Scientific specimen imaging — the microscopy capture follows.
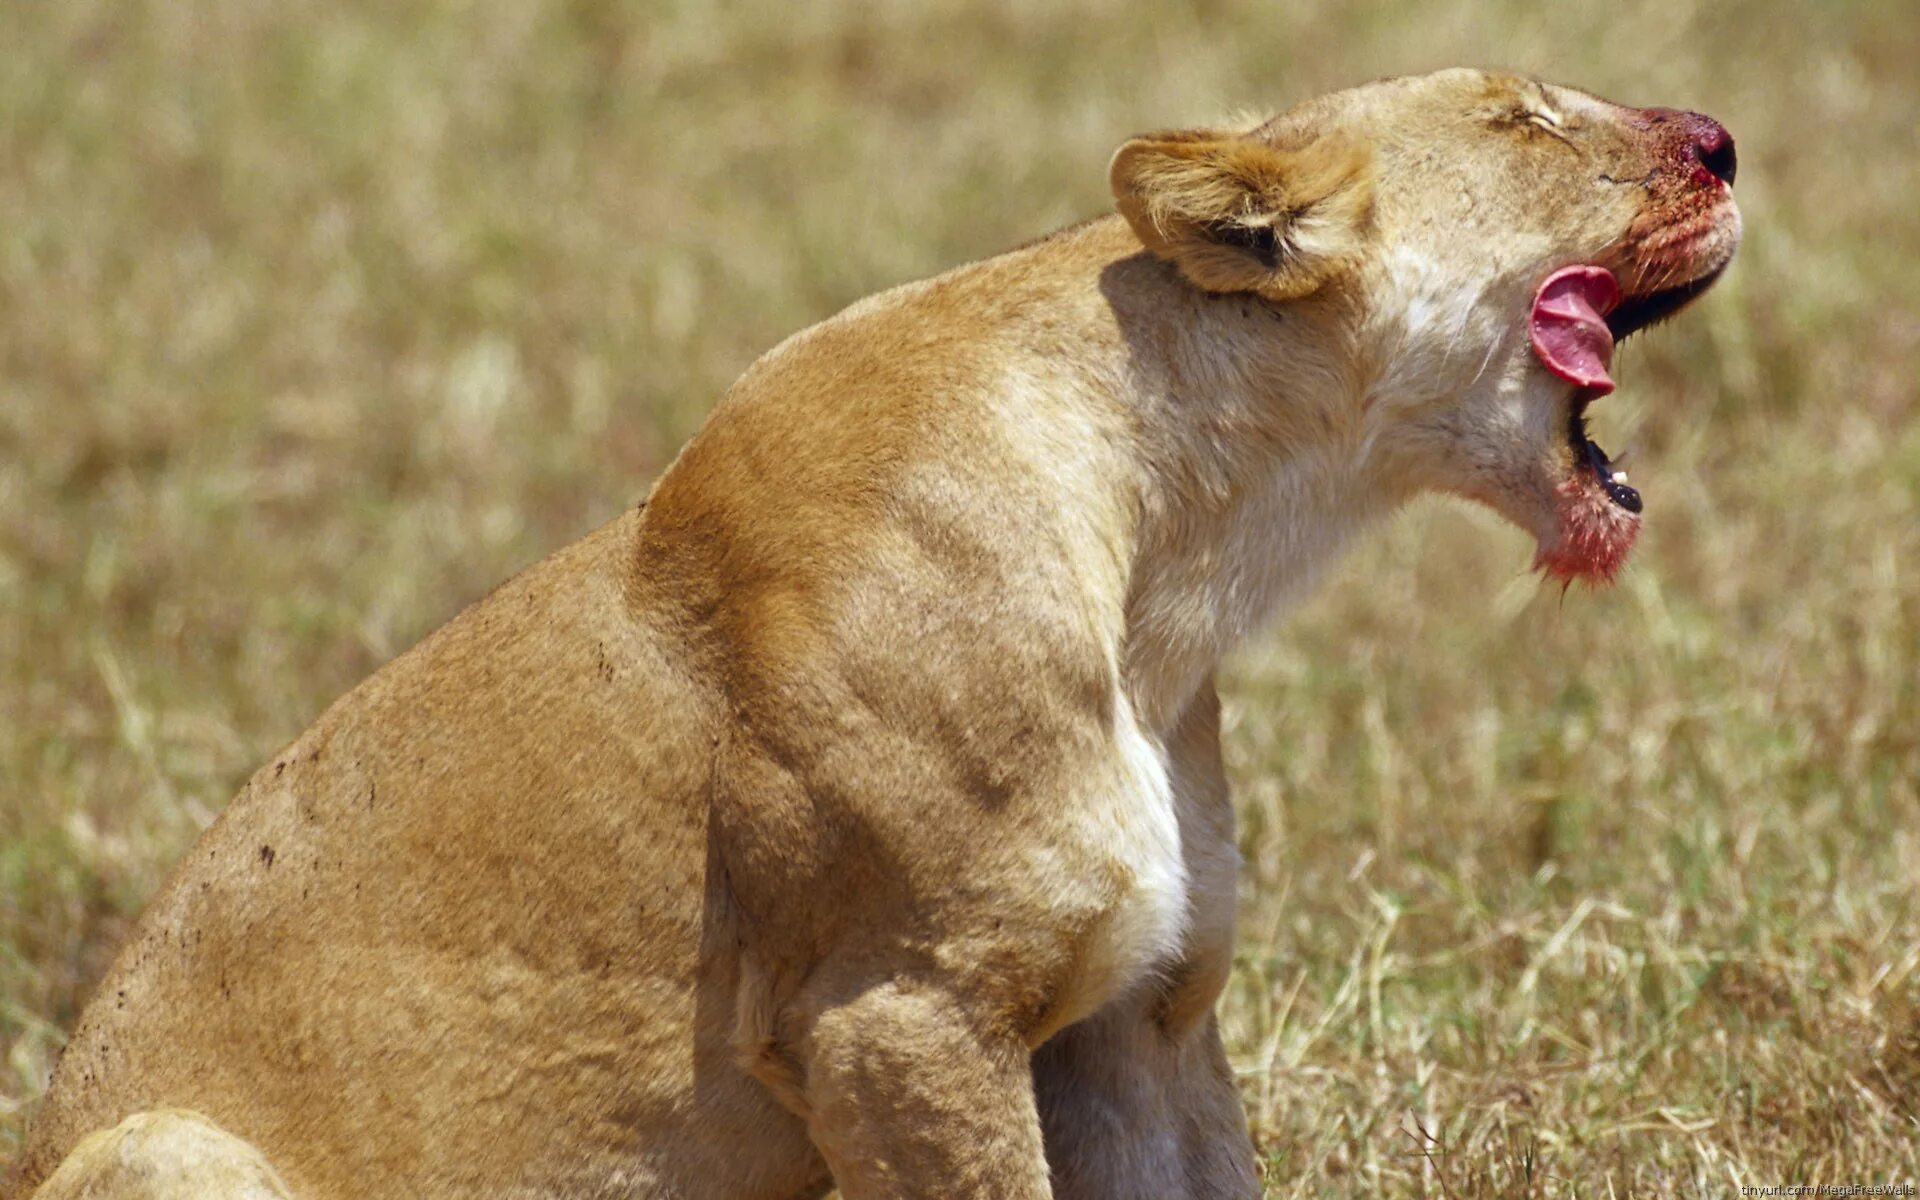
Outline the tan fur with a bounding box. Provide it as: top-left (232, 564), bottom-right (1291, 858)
top-left (8, 69), bottom-right (1737, 1199)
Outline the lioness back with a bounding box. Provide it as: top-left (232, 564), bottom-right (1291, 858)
top-left (8, 216), bottom-right (1136, 1200)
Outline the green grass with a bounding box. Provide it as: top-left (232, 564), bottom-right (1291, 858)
top-left (3, 1), bottom-right (1917, 1194)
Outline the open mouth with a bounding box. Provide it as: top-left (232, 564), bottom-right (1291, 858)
top-left (1532, 259), bottom-right (1729, 517)
top-left (1574, 263), bottom-right (1730, 514)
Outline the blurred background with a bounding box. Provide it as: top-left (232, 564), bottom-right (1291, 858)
top-left (2, 0), bottom-right (1915, 1193)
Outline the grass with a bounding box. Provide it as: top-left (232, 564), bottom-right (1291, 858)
top-left (3, 0), bottom-right (1917, 1194)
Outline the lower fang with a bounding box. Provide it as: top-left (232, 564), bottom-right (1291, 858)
top-left (1611, 470), bottom-right (1629, 484)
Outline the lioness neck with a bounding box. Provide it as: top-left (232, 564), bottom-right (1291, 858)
top-left (1054, 219), bottom-right (1391, 729)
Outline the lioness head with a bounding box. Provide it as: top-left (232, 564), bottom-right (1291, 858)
top-left (1111, 68), bottom-right (1740, 582)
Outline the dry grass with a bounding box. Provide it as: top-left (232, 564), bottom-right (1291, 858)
top-left (3, 1), bottom-right (1917, 1195)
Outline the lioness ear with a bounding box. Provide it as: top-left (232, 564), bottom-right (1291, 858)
top-left (1109, 129), bottom-right (1374, 299)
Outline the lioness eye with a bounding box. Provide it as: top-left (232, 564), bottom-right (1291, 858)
top-left (1516, 101), bottom-right (1578, 143)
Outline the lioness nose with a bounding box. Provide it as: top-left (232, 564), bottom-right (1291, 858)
top-left (1639, 107), bottom-right (1738, 188)
top-left (1689, 116), bottom-right (1737, 186)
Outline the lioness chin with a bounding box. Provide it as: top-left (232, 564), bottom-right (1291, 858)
top-left (8, 68), bottom-right (1737, 1200)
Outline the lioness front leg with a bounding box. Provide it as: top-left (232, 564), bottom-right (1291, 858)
top-left (1033, 993), bottom-right (1258, 1198)
top-left (1028, 683), bottom-right (1259, 1198)
top-left (799, 979), bottom-right (1053, 1199)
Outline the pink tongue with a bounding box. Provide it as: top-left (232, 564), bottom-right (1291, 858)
top-left (1530, 265), bottom-right (1622, 394)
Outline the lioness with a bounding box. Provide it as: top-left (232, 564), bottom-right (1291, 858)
top-left (7, 68), bottom-right (1738, 1199)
